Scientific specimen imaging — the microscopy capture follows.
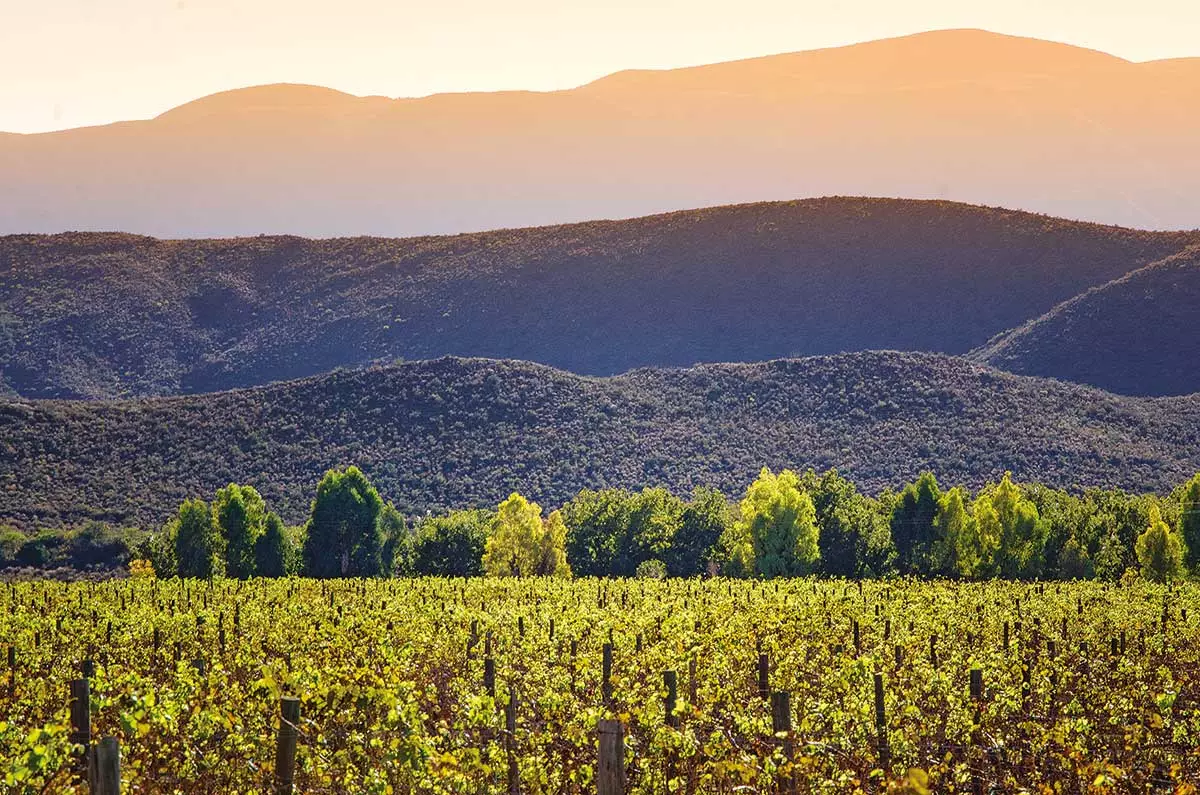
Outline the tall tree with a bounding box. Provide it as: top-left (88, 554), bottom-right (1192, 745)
top-left (984, 473), bottom-right (1049, 579)
top-left (890, 472), bottom-right (941, 574)
top-left (669, 487), bottom-right (732, 577)
top-left (1135, 504), bottom-right (1185, 583)
top-left (302, 466), bottom-right (385, 578)
top-left (213, 483), bottom-right (267, 579)
top-left (412, 510), bottom-right (490, 576)
top-left (802, 469), bottom-right (893, 577)
top-left (378, 503), bottom-right (412, 577)
top-left (932, 487), bottom-right (980, 577)
top-left (172, 498), bottom-right (224, 578)
top-left (737, 467), bottom-right (819, 578)
top-left (483, 493), bottom-right (570, 577)
top-left (254, 512), bottom-right (294, 578)
top-left (1178, 473), bottom-right (1200, 573)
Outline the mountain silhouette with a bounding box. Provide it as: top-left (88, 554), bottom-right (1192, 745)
top-left (2, 29), bottom-right (1198, 237)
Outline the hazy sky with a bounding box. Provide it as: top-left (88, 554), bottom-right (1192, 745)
top-left (3, 0), bottom-right (1198, 133)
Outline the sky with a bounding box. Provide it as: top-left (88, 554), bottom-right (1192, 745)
top-left (2, 0), bottom-right (1198, 134)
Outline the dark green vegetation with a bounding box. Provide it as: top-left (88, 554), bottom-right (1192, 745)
top-left (9, 461), bottom-right (1197, 587)
top-left (3, 198), bottom-right (1197, 399)
top-left (972, 245), bottom-right (1200, 396)
top-left (4, 352), bottom-right (1200, 536)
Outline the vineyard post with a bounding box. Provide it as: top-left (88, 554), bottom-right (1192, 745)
top-left (663, 670), bottom-right (678, 727)
top-left (274, 696), bottom-right (300, 795)
top-left (969, 669), bottom-right (983, 795)
top-left (602, 643), bottom-right (613, 704)
top-left (69, 678), bottom-right (90, 779)
top-left (772, 691), bottom-right (795, 794)
top-left (757, 653), bottom-right (769, 700)
top-left (597, 719), bottom-right (626, 795)
top-left (505, 692), bottom-right (519, 795)
top-left (90, 736), bottom-right (120, 795)
top-left (7, 644), bottom-right (14, 697)
top-left (873, 673), bottom-right (889, 772)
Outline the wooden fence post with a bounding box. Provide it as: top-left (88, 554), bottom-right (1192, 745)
top-left (873, 673), bottom-right (889, 772)
top-left (663, 670), bottom-right (678, 727)
top-left (757, 653), bottom-right (769, 700)
top-left (90, 736), bottom-right (120, 795)
top-left (597, 720), bottom-right (625, 795)
top-left (69, 678), bottom-right (90, 778)
top-left (506, 693), bottom-right (519, 794)
top-left (602, 643), bottom-right (613, 704)
top-left (772, 691), bottom-right (795, 793)
top-left (274, 696), bottom-right (300, 794)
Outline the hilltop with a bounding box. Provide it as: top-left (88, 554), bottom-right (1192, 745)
top-left (3, 352), bottom-right (1198, 531)
top-left (2, 29), bottom-right (1199, 236)
top-left (3, 197), bottom-right (1195, 398)
top-left (972, 246), bottom-right (1200, 395)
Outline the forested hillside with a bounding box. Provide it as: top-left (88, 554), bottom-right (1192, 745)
top-left (973, 246), bottom-right (1200, 396)
top-left (3, 352), bottom-right (1199, 532)
top-left (3, 197), bottom-right (1196, 399)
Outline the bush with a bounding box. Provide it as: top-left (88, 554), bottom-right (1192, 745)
top-left (635, 559), bottom-right (667, 580)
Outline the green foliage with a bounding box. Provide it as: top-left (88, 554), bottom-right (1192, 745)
top-left (0, 525), bottom-right (23, 566)
top-left (668, 487), bottom-right (733, 577)
top-left (213, 483), bottom-right (267, 579)
top-left (378, 503), bottom-right (411, 577)
top-left (635, 559), bottom-right (667, 579)
top-left (737, 467), bottom-right (819, 578)
top-left (891, 472), bottom-right (941, 574)
top-left (979, 473), bottom-right (1048, 579)
top-left (171, 498), bottom-right (223, 578)
top-left (1057, 535), bottom-right (1094, 580)
top-left (411, 510), bottom-right (491, 576)
top-left (254, 512), bottom-right (295, 578)
top-left (1178, 472), bottom-right (1200, 572)
top-left (482, 494), bottom-right (570, 577)
top-left (1135, 504), bottom-right (1185, 583)
top-left (562, 488), bottom-right (683, 578)
top-left (302, 466), bottom-right (385, 578)
top-left (802, 469), bottom-right (893, 577)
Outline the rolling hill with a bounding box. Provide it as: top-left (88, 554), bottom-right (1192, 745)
top-left (3, 197), bottom-right (1197, 399)
top-left (972, 245), bottom-right (1200, 396)
top-left (3, 352), bottom-right (1199, 532)
top-left (2, 29), bottom-right (1199, 236)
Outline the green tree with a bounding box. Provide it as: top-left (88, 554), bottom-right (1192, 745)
top-left (412, 510), bottom-right (490, 576)
top-left (802, 469), bottom-right (893, 577)
top-left (172, 498), bottom-right (224, 578)
top-left (1178, 473), bottom-right (1200, 572)
top-left (483, 493), bottom-right (571, 577)
top-left (562, 488), bottom-right (682, 577)
top-left (302, 466), bottom-right (385, 578)
top-left (378, 503), bottom-right (411, 576)
top-left (985, 473), bottom-right (1049, 579)
top-left (932, 487), bottom-right (979, 577)
top-left (1057, 535), bottom-right (1094, 580)
top-left (738, 467), bottom-right (819, 577)
top-left (1135, 504), bottom-right (1185, 583)
top-left (1093, 526), bottom-right (1126, 581)
top-left (254, 512), bottom-right (294, 577)
top-left (890, 472), bottom-right (941, 574)
top-left (669, 487), bottom-right (732, 577)
top-left (213, 483), bottom-right (267, 579)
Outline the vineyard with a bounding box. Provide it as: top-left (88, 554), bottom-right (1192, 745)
top-left (2, 577), bottom-right (1199, 794)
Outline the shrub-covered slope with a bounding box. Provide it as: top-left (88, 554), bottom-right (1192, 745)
top-left (3, 197), bottom-right (1196, 398)
top-left (972, 246), bottom-right (1200, 396)
top-left (3, 352), bottom-right (1199, 531)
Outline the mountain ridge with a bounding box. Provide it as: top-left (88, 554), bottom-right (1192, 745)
top-left (3, 29), bottom-right (1199, 236)
top-left (4, 197), bottom-right (1197, 399)
top-left (971, 245), bottom-right (1200, 395)
top-left (3, 351), bottom-right (1199, 532)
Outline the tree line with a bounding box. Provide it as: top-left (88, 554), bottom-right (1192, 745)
top-left (4, 466), bottom-right (1199, 583)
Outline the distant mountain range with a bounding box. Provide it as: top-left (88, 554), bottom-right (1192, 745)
top-left (4, 197), bottom-right (1197, 399)
top-left (4, 352), bottom-right (1199, 531)
top-left (972, 245), bottom-right (1200, 396)
top-left (2, 29), bottom-right (1198, 236)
